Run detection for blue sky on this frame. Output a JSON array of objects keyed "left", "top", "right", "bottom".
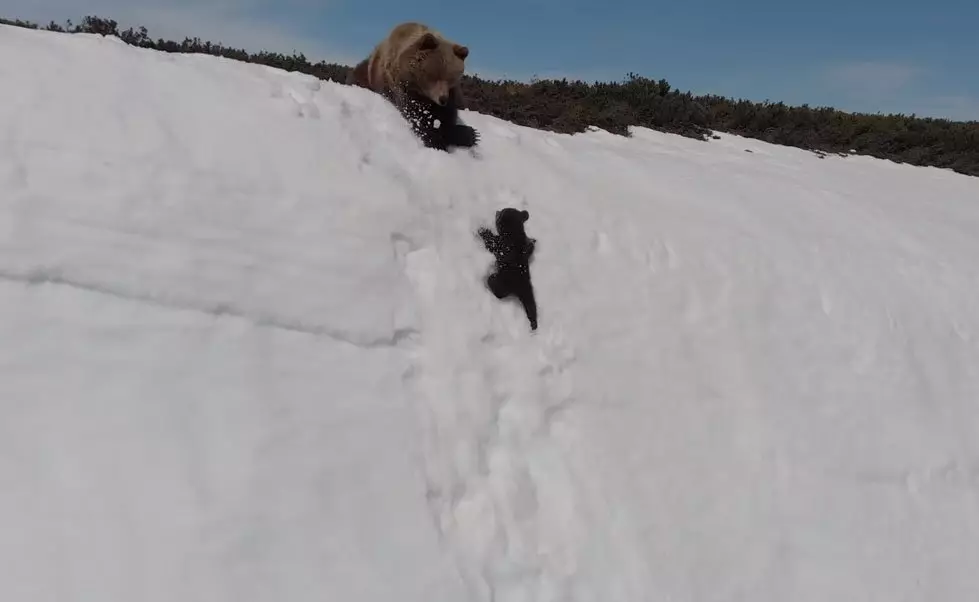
[{"left": 5, "top": 0, "right": 978, "bottom": 120}]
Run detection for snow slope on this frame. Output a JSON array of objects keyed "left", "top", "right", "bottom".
[{"left": 3, "top": 24, "right": 979, "bottom": 602}]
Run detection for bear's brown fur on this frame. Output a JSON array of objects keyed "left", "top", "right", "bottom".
[
  {"left": 347, "top": 22, "right": 478, "bottom": 151},
  {"left": 346, "top": 21, "right": 470, "bottom": 110}
]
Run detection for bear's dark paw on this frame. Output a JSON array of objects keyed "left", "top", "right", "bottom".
[
  {"left": 420, "top": 134, "right": 450, "bottom": 152},
  {"left": 450, "top": 124, "right": 480, "bottom": 148},
  {"left": 409, "top": 124, "right": 447, "bottom": 151}
]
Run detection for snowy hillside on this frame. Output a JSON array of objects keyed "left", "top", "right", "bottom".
[{"left": 3, "top": 23, "right": 979, "bottom": 602}]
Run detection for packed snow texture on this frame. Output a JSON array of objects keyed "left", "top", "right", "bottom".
[{"left": 2, "top": 24, "right": 979, "bottom": 602}]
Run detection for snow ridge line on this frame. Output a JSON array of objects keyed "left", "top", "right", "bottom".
[
  {"left": 396, "top": 221, "right": 586, "bottom": 602},
  {"left": 0, "top": 266, "right": 418, "bottom": 348}
]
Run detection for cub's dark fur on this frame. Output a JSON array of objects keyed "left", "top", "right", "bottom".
[{"left": 477, "top": 208, "right": 538, "bottom": 330}]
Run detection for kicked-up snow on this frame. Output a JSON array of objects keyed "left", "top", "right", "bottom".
[{"left": 2, "top": 24, "right": 979, "bottom": 602}]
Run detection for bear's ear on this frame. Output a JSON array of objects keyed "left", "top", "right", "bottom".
[
  {"left": 453, "top": 45, "right": 469, "bottom": 60},
  {"left": 520, "top": 210, "right": 529, "bottom": 221},
  {"left": 419, "top": 32, "right": 439, "bottom": 51}
]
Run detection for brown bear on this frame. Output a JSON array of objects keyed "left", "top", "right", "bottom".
[{"left": 346, "top": 22, "right": 479, "bottom": 151}]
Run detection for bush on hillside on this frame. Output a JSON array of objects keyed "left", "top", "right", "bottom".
[{"left": 3, "top": 15, "right": 978, "bottom": 177}]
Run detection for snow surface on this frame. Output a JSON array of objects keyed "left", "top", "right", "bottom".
[{"left": 3, "top": 24, "right": 979, "bottom": 602}]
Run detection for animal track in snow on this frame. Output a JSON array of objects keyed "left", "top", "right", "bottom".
[{"left": 400, "top": 233, "right": 587, "bottom": 602}]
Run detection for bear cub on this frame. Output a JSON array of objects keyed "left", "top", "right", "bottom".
[
  {"left": 347, "top": 22, "right": 479, "bottom": 152},
  {"left": 478, "top": 208, "right": 538, "bottom": 330}
]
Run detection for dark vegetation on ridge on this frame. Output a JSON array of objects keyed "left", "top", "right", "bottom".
[{"left": 4, "top": 15, "right": 978, "bottom": 177}]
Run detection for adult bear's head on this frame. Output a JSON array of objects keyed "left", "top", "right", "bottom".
[{"left": 403, "top": 29, "right": 469, "bottom": 106}]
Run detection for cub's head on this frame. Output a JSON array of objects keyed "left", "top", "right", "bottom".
[
  {"left": 496, "top": 208, "right": 530, "bottom": 236},
  {"left": 403, "top": 31, "right": 469, "bottom": 106}
]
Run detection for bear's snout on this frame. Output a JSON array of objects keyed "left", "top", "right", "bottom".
[{"left": 436, "top": 94, "right": 449, "bottom": 106}]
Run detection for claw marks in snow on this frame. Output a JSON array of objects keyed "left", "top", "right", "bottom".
[
  {"left": 268, "top": 76, "right": 321, "bottom": 119},
  {"left": 400, "top": 244, "right": 594, "bottom": 602},
  {"left": 645, "top": 239, "right": 680, "bottom": 273}
]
